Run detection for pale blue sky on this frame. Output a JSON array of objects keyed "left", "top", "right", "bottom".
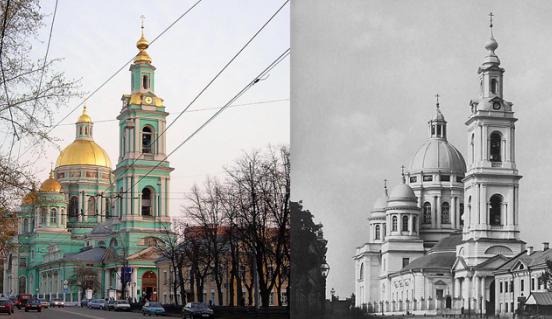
[
  {"left": 9, "top": 1, "right": 289, "bottom": 215},
  {"left": 292, "top": 0, "right": 552, "bottom": 298}
]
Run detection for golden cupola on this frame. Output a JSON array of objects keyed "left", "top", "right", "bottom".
[
  {"left": 39, "top": 170, "right": 62, "bottom": 193},
  {"left": 134, "top": 28, "right": 152, "bottom": 64},
  {"left": 21, "top": 191, "right": 38, "bottom": 205},
  {"left": 55, "top": 107, "right": 112, "bottom": 168}
]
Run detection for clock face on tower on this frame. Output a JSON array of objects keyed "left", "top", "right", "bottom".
[
  {"left": 144, "top": 96, "right": 153, "bottom": 104},
  {"left": 492, "top": 101, "right": 501, "bottom": 110}
]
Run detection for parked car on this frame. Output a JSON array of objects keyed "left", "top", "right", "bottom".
[
  {"left": 50, "top": 298, "right": 64, "bottom": 307},
  {"left": 106, "top": 299, "right": 116, "bottom": 311},
  {"left": 24, "top": 299, "right": 42, "bottom": 312},
  {"left": 88, "top": 299, "right": 107, "bottom": 310},
  {"left": 142, "top": 302, "right": 165, "bottom": 316},
  {"left": 111, "top": 300, "right": 131, "bottom": 312},
  {"left": 38, "top": 298, "right": 49, "bottom": 309},
  {"left": 183, "top": 303, "right": 214, "bottom": 319},
  {"left": 80, "top": 299, "right": 90, "bottom": 307},
  {"left": 0, "top": 298, "right": 14, "bottom": 314},
  {"left": 15, "top": 294, "right": 32, "bottom": 310}
]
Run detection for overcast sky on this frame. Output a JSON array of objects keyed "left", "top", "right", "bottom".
[
  {"left": 7, "top": 1, "right": 289, "bottom": 214},
  {"left": 292, "top": 0, "right": 552, "bottom": 298}
]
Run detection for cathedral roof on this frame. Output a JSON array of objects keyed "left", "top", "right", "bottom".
[
  {"left": 408, "top": 138, "right": 466, "bottom": 174},
  {"left": 429, "top": 232, "right": 462, "bottom": 252},
  {"left": 388, "top": 183, "right": 415, "bottom": 201},
  {"left": 39, "top": 170, "right": 62, "bottom": 193},
  {"left": 401, "top": 251, "right": 457, "bottom": 272},
  {"left": 64, "top": 247, "right": 106, "bottom": 263}
]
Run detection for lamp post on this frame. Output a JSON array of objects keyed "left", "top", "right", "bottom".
[{"left": 320, "top": 263, "right": 330, "bottom": 315}]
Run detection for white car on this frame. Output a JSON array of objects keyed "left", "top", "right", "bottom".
[{"left": 112, "top": 300, "right": 131, "bottom": 311}]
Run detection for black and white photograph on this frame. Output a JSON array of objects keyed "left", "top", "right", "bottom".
[{"left": 292, "top": 1, "right": 552, "bottom": 318}]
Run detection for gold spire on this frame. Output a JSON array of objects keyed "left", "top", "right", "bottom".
[
  {"left": 39, "top": 169, "right": 62, "bottom": 193},
  {"left": 77, "top": 105, "right": 92, "bottom": 123},
  {"left": 134, "top": 15, "right": 152, "bottom": 64}
]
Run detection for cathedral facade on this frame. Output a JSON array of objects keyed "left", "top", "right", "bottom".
[
  {"left": 3, "top": 28, "right": 173, "bottom": 303},
  {"left": 354, "top": 23, "right": 525, "bottom": 316}
]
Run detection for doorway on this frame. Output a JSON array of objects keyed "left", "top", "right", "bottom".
[{"left": 141, "top": 271, "right": 157, "bottom": 301}]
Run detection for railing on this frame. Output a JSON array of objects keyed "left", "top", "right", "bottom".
[{"left": 491, "top": 162, "right": 502, "bottom": 168}]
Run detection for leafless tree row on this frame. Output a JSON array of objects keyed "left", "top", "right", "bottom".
[{"left": 155, "top": 145, "right": 290, "bottom": 308}]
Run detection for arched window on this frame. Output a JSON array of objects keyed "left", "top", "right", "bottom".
[
  {"left": 392, "top": 216, "right": 398, "bottom": 232},
  {"left": 491, "top": 79, "right": 498, "bottom": 94},
  {"left": 50, "top": 208, "right": 57, "bottom": 224},
  {"left": 23, "top": 219, "right": 28, "bottom": 233},
  {"left": 412, "top": 216, "right": 417, "bottom": 232},
  {"left": 142, "top": 188, "right": 153, "bottom": 216},
  {"left": 375, "top": 225, "right": 381, "bottom": 240},
  {"left": 359, "top": 263, "right": 364, "bottom": 281},
  {"left": 40, "top": 208, "right": 47, "bottom": 225},
  {"left": 459, "top": 203, "right": 464, "bottom": 226},
  {"left": 441, "top": 202, "right": 450, "bottom": 224},
  {"left": 143, "top": 75, "right": 150, "bottom": 90},
  {"left": 490, "top": 194, "right": 503, "bottom": 226},
  {"left": 88, "top": 196, "right": 96, "bottom": 216},
  {"left": 490, "top": 132, "right": 502, "bottom": 162},
  {"left": 431, "top": 125, "right": 435, "bottom": 136},
  {"left": 98, "top": 241, "right": 106, "bottom": 248},
  {"left": 105, "top": 199, "right": 111, "bottom": 218},
  {"left": 142, "top": 126, "right": 153, "bottom": 154},
  {"left": 402, "top": 215, "right": 409, "bottom": 232},
  {"left": 69, "top": 196, "right": 79, "bottom": 218},
  {"left": 423, "top": 202, "right": 432, "bottom": 224}
]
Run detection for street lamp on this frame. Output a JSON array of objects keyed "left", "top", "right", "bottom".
[
  {"left": 330, "top": 288, "right": 336, "bottom": 301},
  {"left": 320, "top": 263, "right": 330, "bottom": 314}
]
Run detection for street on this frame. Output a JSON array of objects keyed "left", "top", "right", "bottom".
[{"left": 0, "top": 307, "right": 174, "bottom": 319}]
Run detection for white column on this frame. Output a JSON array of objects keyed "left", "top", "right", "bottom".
[
  {"left": 481, "top": 277, "right": 486, "bottom": 314},
  {"left": 46, "top": 208, "right": 50, "bottom": 227},
  {"left": 160, "top": 177, "right": 165, "bottom": 217},
  {"left": 78, "top": 195, "right": 83, "bottom": 222},
  {"left": 480, "top": 185, "right": 487, "bottom": 225},
  {"left": 475, "top": 184, "right": 480, "bottom": 228},
  {"left": 131, "top": 268, "right": 138, "bottom": 301},
  {"left": 436, "top": 195, "right": 441, "bottom": 228},
  {"left": 83, "top": 195, "right": 89, "bottom": 222},
  {"left": 451, "top": 196, "right": 457, "bottom": 229},
  {"left": 431, "top": 196, "right": 436, "bottom": 228},
  {"left": 57, "top": 208, "right": 62, "bottom": 227},
  {"left": 482, "top": 125, "right": 488, "bottom": 162}
]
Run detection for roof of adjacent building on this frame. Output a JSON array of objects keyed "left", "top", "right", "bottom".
[
  {"left": 526, "top": 292, "right": 552, "bottom": 306},
  {"left": 496, "top": 248, "right": 552, "bottom": 273},
  {"left": 64, "top": 247, "right": 106, "bottom": 263},
  {"left": 399, "top": 233, "right": 462, "bottom": 273}
]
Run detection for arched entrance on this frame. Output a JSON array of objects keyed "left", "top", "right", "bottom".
[{"left": 141, "top": 271, "right": 157, "bottom": 301}]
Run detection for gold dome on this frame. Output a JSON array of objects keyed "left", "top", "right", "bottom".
[
  {"left": 134, "top": 30, "right": 152, "bottom": 64},
  {"left": 56, "top": 139, "right": 112, "bottom": 168},
  {"left": 39, "top": 171, "right": 62, "bottom": 193},
  {"left": 77, "top": 106, "right": 92, "bottom": 123},
  {"left": 21, "top": 191, "right": 37, "bottom": 205}
]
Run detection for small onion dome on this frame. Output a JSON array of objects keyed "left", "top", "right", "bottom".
[
  {"left": 388, "top": 183, "right": 416, "bottom": 201},
  {"left": 21, "top": 192, "right": 37, "bottom": 205},
  {"left": 134, "top": 31, "right": 152, "bottom": 64},
  {"left": 485, "top": 36, "right": 498, "bottom": 53},
  {"left": 77, "top": 106, "right": 92, "bottom": 123},
  {"left": 39, "top": 171, "right": 62, "bottom": 193}
]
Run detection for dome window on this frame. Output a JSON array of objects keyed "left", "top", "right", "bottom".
[
  {"left": 142, "top": 74, "right": 150, "bottom": 90},
  {"left": 409, "top": 176, "right": 417, "bottom": 183},
  {"left": 423, "top": 175, "right": 433, "bottom": 182},
  {"left": 375, "top": 225, "right": 381, "bottom": 240},
  {"left": 441, "top": 202, "right": 450, "bottom": 224},
  {"left": 491, "top": 78, "right": 498, "bottom": 94},
  {"left": 402, "top": 216, "right": 409, "bottom": 232},
  {"left": 459, "top": 203, "right": 464, "bottom": 226},
  {"left": 412, "top": 217, "right": 417, "bottom": 232},
  {"left": 441, "top": 175, "right": 450, "bottom": 182},
  {"left": 490, "top": 131, "right": 502, "bottom": 162},
  {"left": 490, "top": 194, "right": 503, "bottom": 226},
  {"left": 50, "top": 208, "right": 57, "bottom": 224},
  {"left": 392, "top": 216, "right": 398, "bottom": 232},
  {"left": 359, "top": 263, "right": 364, "bottom": 281},
  {"left": 423, "top": 202, "right": 432, "bottom": 224},
  {"left": 88, "top": 196, "right": 96, "bottom": 216}
]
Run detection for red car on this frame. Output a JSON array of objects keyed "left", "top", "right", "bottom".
[
  {"left": 0, "top": 298, "right": 14, "bottom": 314},
  {"left": 15, "top": 294, "right": 32, "bottom": 310},
  {"left": 24, "top": 299, "right": 42, "bottom": 312}
]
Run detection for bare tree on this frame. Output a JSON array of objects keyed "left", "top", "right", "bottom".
[
  {"left": 68, "top": 265, "right": 100, "bottom": 300},
  {"left": 185, "top": 180, "right": 229, "bottom": 306},
  {"left": 183, "top": 225, "right": 212, "bottom": 303},
  {"left": 154, "top": 222, "right": 187, "bottom": 306},
  {"left": 0, "top": 0, "right": 78, "bottom": 251}
]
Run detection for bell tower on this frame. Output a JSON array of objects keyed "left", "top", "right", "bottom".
[
  {"left": 458, "top": 15, "right": 524, "bottom": 266},
  {"left": 114, "top": 23, "right": 172, "bottom": 245}
]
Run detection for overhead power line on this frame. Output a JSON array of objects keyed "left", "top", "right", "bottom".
[{"left": 18, "top": 0, "right": 204, "bottom": 159}]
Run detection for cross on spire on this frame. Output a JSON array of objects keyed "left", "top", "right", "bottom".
[
  {"left": 489, "top": 12, "right": 494, "bottom": 35},
  {"left": 435, "top": 93, "right": 440, "bottom": 108},
  {"left": 384, "top": 179, "right": 388, "bottom": 196},
  {"left": 401, "top": 165, "right": 406, "bottom": 183},
  {"left": 140, "top": 15, "right": 146, "bottom": 30}
]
